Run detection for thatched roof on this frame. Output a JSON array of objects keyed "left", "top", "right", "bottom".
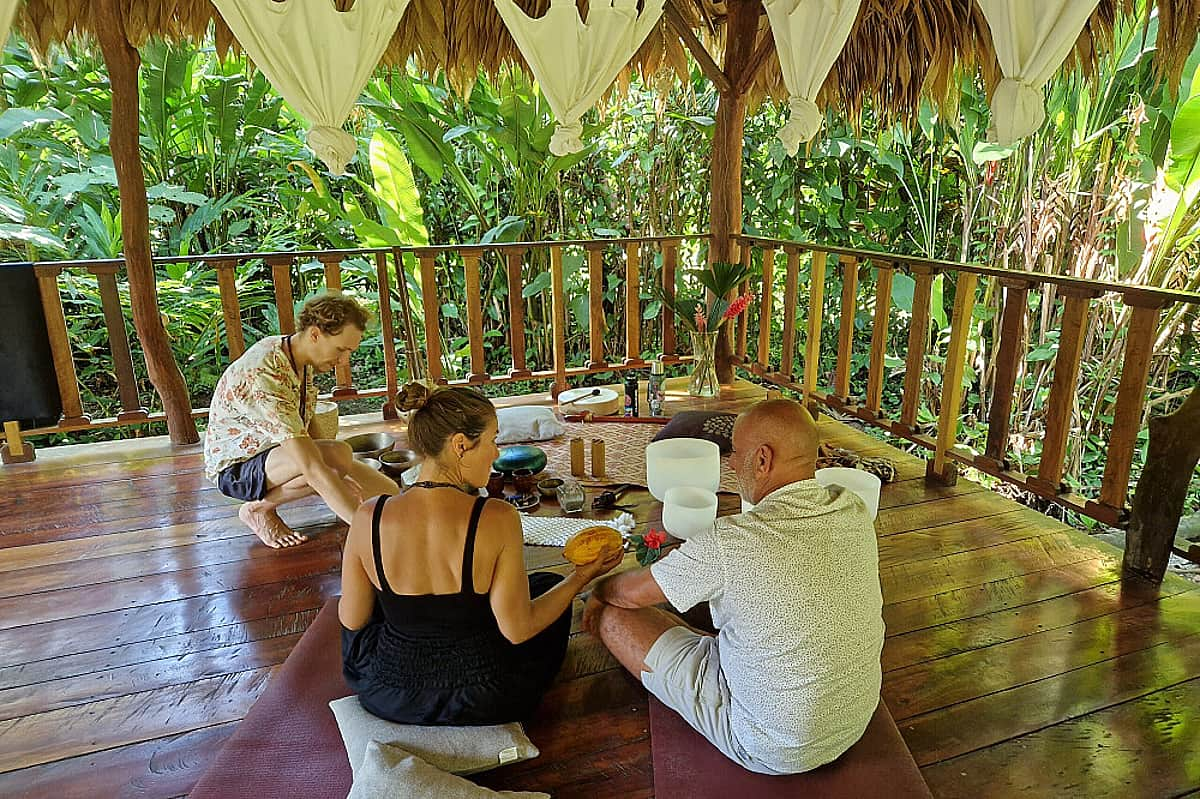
[{"left": 15, "top": 1, "right": 1200, "bottom": 122}]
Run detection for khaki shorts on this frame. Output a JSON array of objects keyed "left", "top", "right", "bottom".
[{"left": 641, "top": 626, "right": 786, "bottom": 775}]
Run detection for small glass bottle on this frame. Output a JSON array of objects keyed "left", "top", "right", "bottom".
[
  {"left": 647, "top": 359, "right": 665, "bottom": 416},
  {"left": 623, "top": 373, "right": 639, "bottom": 417}
]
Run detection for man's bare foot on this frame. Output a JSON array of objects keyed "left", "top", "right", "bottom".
[{"left": 239, "top": 502, "right": 310, "bottom": 548}]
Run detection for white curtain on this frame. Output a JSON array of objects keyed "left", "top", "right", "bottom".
[
  {"left": 977, "top": 0, "right": 1101, "bottom": 145},
  {"left": 494, "top": 0, "right": 665, "bottom": 156},
  {"left": 210, "top": 0, "right": 412, "bottom": 174},
  {"left": 762, "top": 0, "right": 862, "bottom": 156},
  {"left": 2, "top": 0, "right": 19, "bottom": 51}
]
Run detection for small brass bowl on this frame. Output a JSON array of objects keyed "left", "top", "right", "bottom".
[
  {"left": 344, "top": 432, "right": 396, "bottom": 459},
  {"left": 379, "top": 448, "right": 419, "bottom": 479},
  {"left": 537, "top": 477, "right": 564, "bottom": 498}
]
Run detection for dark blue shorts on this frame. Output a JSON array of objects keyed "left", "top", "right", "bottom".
[{"left": 216, "top": 447, "right": 274, "bottom": 502}]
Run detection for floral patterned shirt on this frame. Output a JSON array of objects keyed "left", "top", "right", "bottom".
[{"left": 204, "top": 336, "right": 316, "bottom": 481}]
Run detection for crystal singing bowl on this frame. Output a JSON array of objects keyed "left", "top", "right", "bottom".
[
  {"left": 662, "top": 486, "right": 719, "bottom": 539},
  {"left": 645, "top": 438, "right": 720, "bottom": 501}
]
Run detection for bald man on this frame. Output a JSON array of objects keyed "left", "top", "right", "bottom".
[{"left": 583, "top": 399, "right": 884, "bottom": 775}]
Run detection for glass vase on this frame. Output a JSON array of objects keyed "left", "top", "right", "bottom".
[{"left": 688, "top": 330, "right": 720, "bottom": 398}]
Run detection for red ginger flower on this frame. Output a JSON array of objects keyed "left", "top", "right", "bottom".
[
  {"left": 643, "top": 529, "right": 668, "bottom": 549},
  {"left": 723, "top": 293, "right": 754, "bottom": 321},
  {"left": 694, "top": 308, "right": 707, "bottom": 332}
]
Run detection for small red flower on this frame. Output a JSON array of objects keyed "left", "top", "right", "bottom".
[
  {"left": 694, "top": 309, "right": 707, "bottom": 332},
  {"left": 643, "top": 529, "right": 667, "bottom": 549},
  {"left": 722, "top": 293, "right": 754, "bottom": 321}
]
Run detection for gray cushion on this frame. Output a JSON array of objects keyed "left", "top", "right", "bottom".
[
  {"left": 348, "top": 742, "right": 549, "bottom": 799},
  {"left": 652, "top": 411, "right": 737, "bottom": 454},
  {"left": 330, "top": 696, "right": 539, "bottom": 778}
]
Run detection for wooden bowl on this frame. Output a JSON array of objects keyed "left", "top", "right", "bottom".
[{"left": 344, "top": 432, "right": 395, "bottom": 459}]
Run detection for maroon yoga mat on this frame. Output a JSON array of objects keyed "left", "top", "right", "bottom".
[
  {"left": 190, "top": 598, "right": 354, "bottom": 799},
  {"left": 649, "top": 696, "right": 932, "bottom": 799}
]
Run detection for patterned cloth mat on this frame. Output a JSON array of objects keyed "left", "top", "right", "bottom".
[
  {"left": 521, "top": 513, "right": 636, "bottom": 547},
  {"left": 533, "top": 421, "right": 740, "bottom": 494}
]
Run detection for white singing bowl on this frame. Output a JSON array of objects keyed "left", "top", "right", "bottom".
[
  {"left": 814, "top": 467, "right": 882, "bottom": 520},
  {"left": 646, "top": 438, "right": 721, "bottom": 501},
  {"left": 662, "top": 486, "right": 719, "bottom": 540}
]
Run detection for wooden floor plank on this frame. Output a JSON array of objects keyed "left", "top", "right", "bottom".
[
  {"left": 921, "top": 677, "right": 1200, "bottom": 799},
  {"left": 876, "top": 489, "right": 1020, "bottom": 537},
  {"left": 877, "top": 508, "right": 1058, "bottom": 569}
]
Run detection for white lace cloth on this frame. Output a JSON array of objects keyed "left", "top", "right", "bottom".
[{"left": 521, "top": 513, "right": 635, "bottom": 547}]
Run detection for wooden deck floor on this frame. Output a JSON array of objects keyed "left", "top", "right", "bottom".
[{"left": 0, "top": 385, "right": 1198, "bottom": 798}]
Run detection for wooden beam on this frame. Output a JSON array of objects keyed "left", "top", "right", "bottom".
[
  {"left": 91, "top": 264, "right": 147, "bottom": 421},
  {"left": 318, "top": 255, "right": 353, "bottom": 395},
  {"left": 416, "top": 250, "right": 443, "bottom": 384},
  {"left": 1033, "top": 288, "right": 1097, "bottom": 493},
  {"left": 865, "top": 262, "right": 894, "bottom": 415},
  {"left": 779, "top": 246, "right": 801, "bottom": 378},
  {"left": 462, "top": 249, "right": 488, "bottom": 384},
  {"left": 899, "top": 265, "right": 936, "bottom": 429},
  {"left": 982, "top": 278, "right": 1033, "bottom": 466},
  {"left": 506, "top": 248, "right": 531, "bottom": 378},
  {"left": 757, "top": 247, "right": 776, "bottom": 370},
  {"left": 734, "top": 28, "right": 777, "bottom": 95},
  {"left": 32, "top": 266, "right": 89, "bottom": 428},
  {"left": 624, "top": 242, "right": 644, "bottom": 365},
  {"left": 804, "top": 250, "right": 827, "bottom": 412},
  {"left": 586, "top": 243, "right": 607, "bottom": 369},
  {"left": 94, "top": 0, "right": 198, "bottom": 444},
  {"left": 661, "top": 241, "right": 678, "bottom": 359},
  {"left": 372, "top": 251, "right": 400, "bottom": 419},
  {"left": 663, "top": 0, "right": 732, "bottom": 94},
  {"left": 268, "top": 257, "right": 296, "bottom": 335},
  {"left": 550, "top": 245, "right": 568, "bottom": 395},
  {"left": 929, "top": 272, "right": 979, "bottom": 484},
  {"left": 213, "top": 260, "right": 246, "bottom": 361},
  {"left": 833, "top": 257, "right": 859, "bottom": 400}
]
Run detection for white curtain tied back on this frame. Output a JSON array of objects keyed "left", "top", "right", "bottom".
[
  {"left": 494, "top": 0, "right": 665, "bottom": 156},
  {"left": 1, "top": 0, "right": 19, "bottom": 51},
  {"left": 763, "top": 0, "right": 862, "bottom": 156},
  {"left": 978, "top": 0, "right": 1101, "bottom": 145},
  {"left": 210, "top": 0, "right": 412, "bottom": 174}
]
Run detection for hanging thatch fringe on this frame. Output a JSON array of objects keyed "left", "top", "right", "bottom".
[{"left": 13, "top": 0, "right": 1200, "bottom": 123}]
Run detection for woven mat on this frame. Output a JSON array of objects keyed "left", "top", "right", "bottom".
[{"left": 535, "top": 421, "right": 740, "bottom": 494}]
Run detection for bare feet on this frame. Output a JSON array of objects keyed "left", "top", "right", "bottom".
[{"left": 239, "top": 502, "right": 309, "bottom": 548}]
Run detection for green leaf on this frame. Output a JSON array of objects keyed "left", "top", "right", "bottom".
[
  {"left": 522, "top": 271, "right": 552, "bottom": 298},
  {"left": 0, "top": 223, "right": 68, "bottom": 253},
  {"left": 1164, "top": 83, "right": 1200, "bottom": 203},
  {"left": 971, "top": 141, "right": 1017, "bottom": 164},
  {"left": 891, "top": 272, "right": 916, "bottom": 313},
  {"left": 0, "top": 107, "right": 69, "bottom": 138},
  {"left": 368, "top": 128, "right": 429, "bottom": 246}
]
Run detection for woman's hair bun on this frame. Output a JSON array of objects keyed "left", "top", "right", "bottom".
[{"left": 396, "top": 381, "right": 433, "bottom": 413}]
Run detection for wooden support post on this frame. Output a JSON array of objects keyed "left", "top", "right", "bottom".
[
  {"left": 779, "top": 246, "right": 800, "bottom": 378},
  {"left": 662, "top": 0, "right": 732, "bottom": 94},
  {"left": 416, "top": 249, "right": 443, "bottom": 384},
  {"left": 833, "top": 256, "right": 859, "bottom": 402},
  {"left": 624, "top": 242, "right": 644, "bottom": 365},
  {"left": 392, "top": 249, "right": 424, "bottom": 382},
  {"left": 269, "top": 257, "right": 296, "bottom": 335},
  {"left": 373, "top": 251, "right": 400, "bottom": 419},
  {"left": 34, "top": 265, "right": 90, "bottom": 428},
  {"left": 1124, "top": 384, "right": 1200, "bottom": 584},
  {"left": 1032, "top": 288, "right": 1098, "bottom": 494},
  {"left": 95, "top": 0, "right": 197, "bottom": 444},
  {"left": 736, "top": 242, "right": 752, "bottom": 362},
  {"left": 91, "top": 264, "right": 147, "bottom": 421},
  {"left": 981, "top": 278, "right": 1032, "bottom": 467},
  {"left": 462, "top": 249, "right": 488, "bottom": 384},
  {"left": 1, "top": 421, "right": 35, "bottom": 464},
  {"left": 318, "top": 254, "right": 354, "bottom": 395},
  {"left": 550, "top": 245, "right": 568, "bottom": 396},
  {"left": 1099, "top": 298, "right": 1168, "bottom": 509},
  {"left": 804, "top": 251, "right": 827, "bottom": 413},
  {"left": 928, "top": 272, "right": 978, "bottom": 485},
  {"left": 214, "top": 259, "right": 246, "bottom": 361},
  {"left": 756, "top": 247, "right": 776, "bottom": 371},
  {"left": 586, "top": 243, "right": 607, "bottom": 369},
  {"left": 661, "top": 240, "right": 679, "bottom": 359},
  {"left": 899, "top": 264, "right": 936, "bottom": 429},
  {"left": 865, "top": 262, "right": 894, "bottom": 416},
  {"left": 506, "top": 248, "right": 531, "bottom": 378}
]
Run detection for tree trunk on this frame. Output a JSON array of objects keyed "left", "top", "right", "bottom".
[
  {"left": 1124, "top": 383, "right": 1200, "bottom": 584},
  {"left": 708, "top": 0, "right": 760, "bottom": 385},
  {"left": 94, "top": 1, "right": 198, "bottom": 444}
]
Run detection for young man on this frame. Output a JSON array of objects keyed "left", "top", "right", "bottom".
[
  {"left": 583, "top": 399, "right": 884, "bottom": 774},
  {"left": 204, "top": 291, "right": 399, "bottom": 548}
]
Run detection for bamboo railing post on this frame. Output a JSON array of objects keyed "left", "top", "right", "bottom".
[
  {"left": 462, "top": 248, "right": 489, "bottom": 384},
  {"left": 1098, "top": 295, "right": 1170, "bottom": 510},
  {"left": 268, "top": 256, "right": 296, "bottom": 335},
  {"left": 624, "top": 242, "right": 645, "bottom": 365},
  {"left": 34, "top": 265, "right": 90, "bottom": 428},
  {"left": 416, "top": 249, "right": 443, "bottom": 384},
  {"left": 779, "top": 245, "right": 801, "bottom": 379},
  {"left": 91, "top": 264, "right": 147, "bottom": 421},
  {"left": 214, "top": 259, "right": 246, "bottom": 361},
  {"left": 928, "top": 271, "right": 979, "bottom": 485},
  {"left": 585, "top": 243, "right": 607, "bottom": 369},
  {"left": 1032, "top": 287, "right": 1100, "bottom": 494},
  {"left": 756, "top": 247, "right": 776, "bottom": 372},
  {"left": 899, "top": 264, "right": 937, "bottom": 430},
  {"left": 373, "top": 251, "right": 400, "bottom": 419},
  {"left": 550, "top": 245, "right": 568, "bottom": 396},
  {"left": 506, "top": 248, "right": 531, "bottom": 378},
  {"left": 661, "top": 240, "right": 679, "bottom": 360},
  {"left": 737, "top": 242, "right": 751, "bottom": 362},
  {"left": 803, "top": 250, "right": 827, "bottom": 413},
  {"left": 317, "top": 254, "right": 354, "bottom": 395},
  {"left": 865, "top": 261, "right": 895, "bottom": 416},
  {"left": 833, "top": 256, "right": 859, "bottom": 403},
  {"left": 980, "top": 277, "right": 1033, "bottom": 468}
]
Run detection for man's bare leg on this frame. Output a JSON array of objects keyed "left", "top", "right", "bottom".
[
  {"left": 594, "top": 604, "right": 701, "bottom": 676},
  {"left": 239, "top": 475, "right": 314, "bottom": 548}
]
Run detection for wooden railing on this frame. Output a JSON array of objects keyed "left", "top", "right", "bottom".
[
  {"left": 0, "top": 236, "right": 705, "bottom": 438},
  {"left": 733, "top": 234, "right": 1200, "bottom": 527}
]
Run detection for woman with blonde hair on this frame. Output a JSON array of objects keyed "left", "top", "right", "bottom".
[{"left": 339, "top": 382, "right": 622, "bottom": 723}]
